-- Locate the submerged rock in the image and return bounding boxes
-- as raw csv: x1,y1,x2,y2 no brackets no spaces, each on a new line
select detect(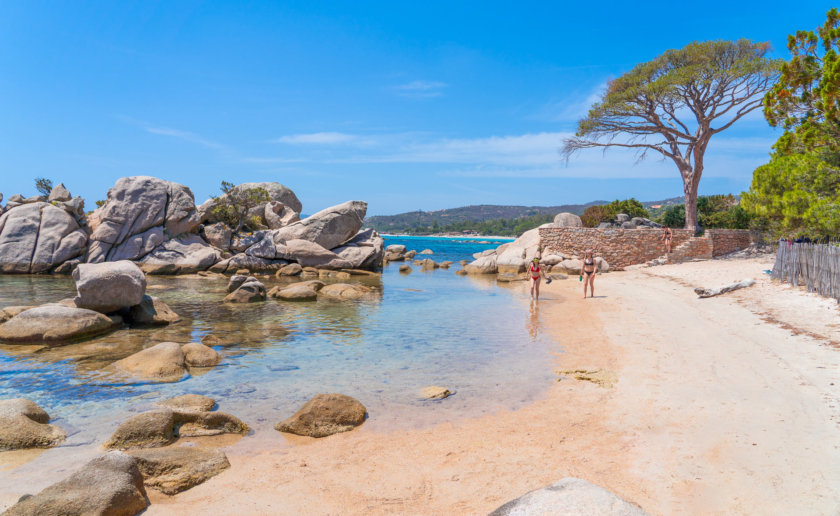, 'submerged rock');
224,278,266,303
0,306,36,324
269,282,323,301
128,447,231,495
0,398,66,450
399,264,412,274
125,295,181,326
4,452,149,516
111,342,187,383
105,409,249,450
420,386,452,400
488,477,649,516
158,394,216,412
275,393,366,438
0,305,118,343
73,261,147,313
318,283,376,301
